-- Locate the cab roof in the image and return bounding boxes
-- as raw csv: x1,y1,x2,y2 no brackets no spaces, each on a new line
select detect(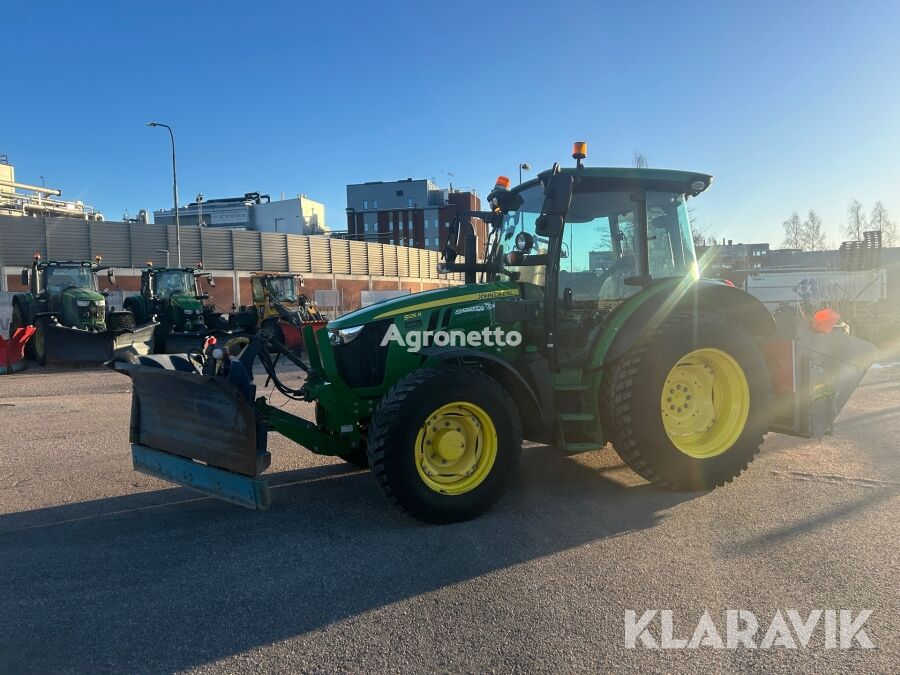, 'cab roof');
516,166,714,197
